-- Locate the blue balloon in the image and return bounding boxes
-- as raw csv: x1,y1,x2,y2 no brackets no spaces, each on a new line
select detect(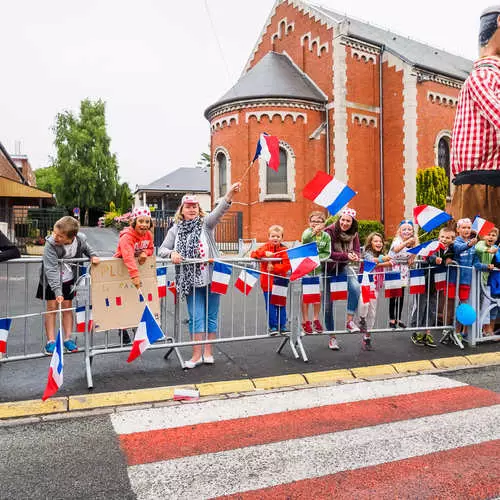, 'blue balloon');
456,304,476,326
